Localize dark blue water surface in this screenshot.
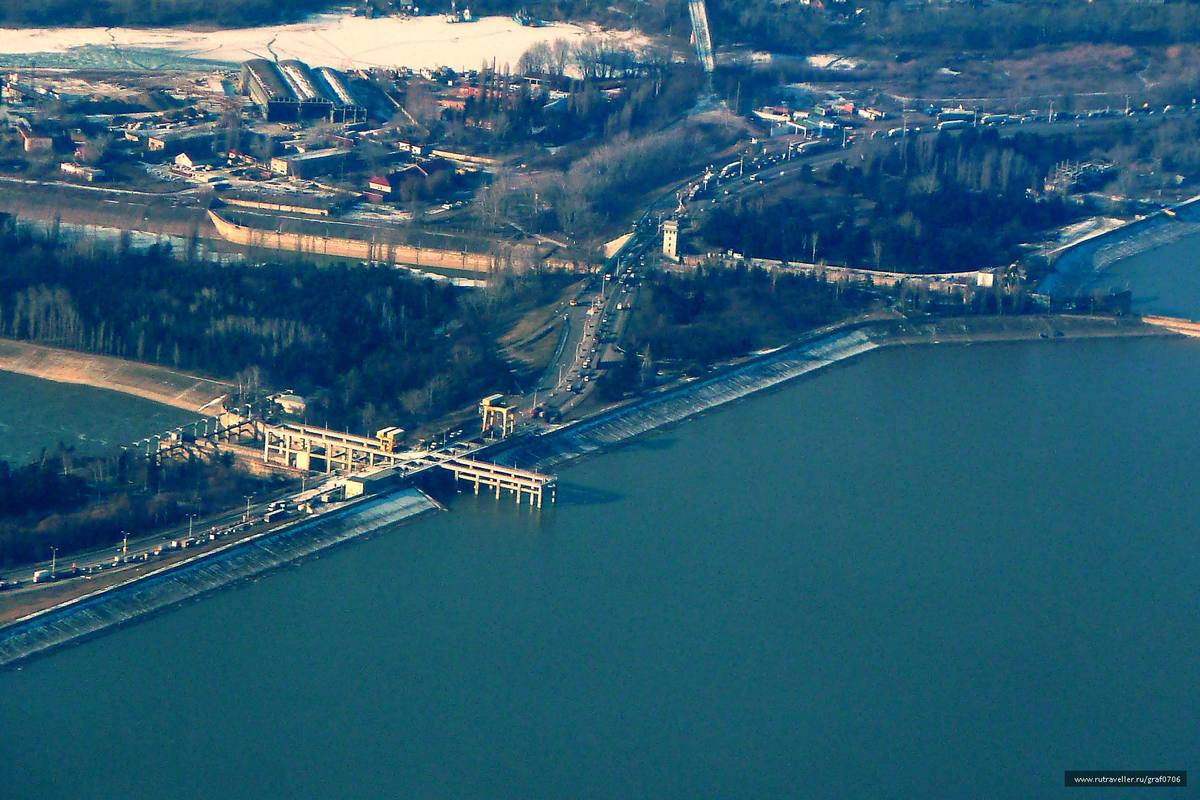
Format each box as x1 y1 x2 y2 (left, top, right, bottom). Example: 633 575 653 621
1 336 1197 799
0 370 197 465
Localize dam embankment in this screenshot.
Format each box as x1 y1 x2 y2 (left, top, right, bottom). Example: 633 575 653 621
487 313 1168 472
0 489 436 668
1040 195 1200 297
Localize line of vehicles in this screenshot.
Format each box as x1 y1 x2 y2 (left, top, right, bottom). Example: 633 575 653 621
3 500 308 591
552 246 645 401
881 102 1193 139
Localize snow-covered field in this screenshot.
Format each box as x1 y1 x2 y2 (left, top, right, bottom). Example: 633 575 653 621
0 13 602 72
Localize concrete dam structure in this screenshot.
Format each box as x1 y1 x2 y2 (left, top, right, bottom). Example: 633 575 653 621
208 210 578 274
492 328 881 473
0 490 437 668
1141 315 1200 337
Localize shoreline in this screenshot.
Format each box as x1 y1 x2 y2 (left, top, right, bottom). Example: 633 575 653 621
0 312 1175 667
0 338 232 414
490 312 1170 472
1039 194 1200 297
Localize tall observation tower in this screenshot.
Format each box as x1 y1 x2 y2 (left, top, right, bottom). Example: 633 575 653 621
687 0 716 74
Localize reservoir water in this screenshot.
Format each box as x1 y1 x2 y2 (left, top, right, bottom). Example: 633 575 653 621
2 334 1198 798
1085 214 1200 317
0 371 197 465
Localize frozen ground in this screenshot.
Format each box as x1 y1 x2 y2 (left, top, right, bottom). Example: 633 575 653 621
0 13 610 72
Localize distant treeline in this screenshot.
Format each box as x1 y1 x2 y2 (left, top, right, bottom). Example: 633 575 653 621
861 0 1200 52
624 263 864 370
0 216 563 434
0 0 328 26
6 0 1200 57
700 128 1084 273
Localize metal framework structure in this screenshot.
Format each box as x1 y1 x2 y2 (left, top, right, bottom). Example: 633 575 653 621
480 394 518 439
264 423 408 473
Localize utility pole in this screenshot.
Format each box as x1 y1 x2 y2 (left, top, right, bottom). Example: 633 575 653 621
50 547 57 579
122 531 128 563
244 494 254 522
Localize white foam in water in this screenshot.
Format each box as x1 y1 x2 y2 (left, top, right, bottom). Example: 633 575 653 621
0 489 436 666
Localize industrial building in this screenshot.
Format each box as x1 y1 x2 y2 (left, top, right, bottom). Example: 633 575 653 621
242 59 299 122
279 60 335 119
312 66 367 124
268 148 352 179
241 59 365 124
60 162 104 182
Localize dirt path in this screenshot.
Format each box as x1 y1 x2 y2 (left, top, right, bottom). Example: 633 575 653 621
0 339 233 414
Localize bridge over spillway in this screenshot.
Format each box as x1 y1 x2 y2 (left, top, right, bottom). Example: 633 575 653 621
444 457 556 507
259 420 556 506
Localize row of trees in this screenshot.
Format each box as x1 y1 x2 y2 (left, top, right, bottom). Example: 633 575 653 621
517 36 673 81
478 95 719 239
863 0 1200 53
625 263 865 369
0 449 278 569
9 0 1200 57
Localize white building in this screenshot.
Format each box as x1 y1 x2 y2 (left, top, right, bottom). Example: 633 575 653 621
662 219 679 261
